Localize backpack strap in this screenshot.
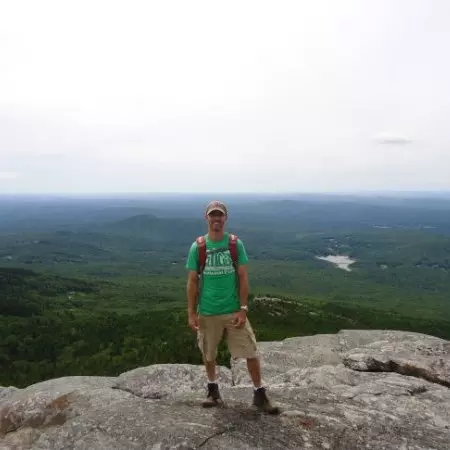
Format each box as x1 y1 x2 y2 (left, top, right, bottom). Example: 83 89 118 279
228 233 239 270
197 233 239 274
196 235 207 274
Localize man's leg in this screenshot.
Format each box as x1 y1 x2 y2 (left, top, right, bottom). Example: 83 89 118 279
204 358 217 384
226 317 280 414
246 356 262 388
197 315 225 407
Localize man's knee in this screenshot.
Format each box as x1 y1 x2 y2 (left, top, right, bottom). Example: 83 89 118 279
197 315 225 361
198 334 220 362
246 356 259 362
199 339 219 362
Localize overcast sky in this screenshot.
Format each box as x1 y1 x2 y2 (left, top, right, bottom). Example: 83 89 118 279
1 0 449 194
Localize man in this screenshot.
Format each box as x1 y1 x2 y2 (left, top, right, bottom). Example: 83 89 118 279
185 200 279 414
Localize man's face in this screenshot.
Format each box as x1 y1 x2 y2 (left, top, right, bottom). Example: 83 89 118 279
206 210 226 231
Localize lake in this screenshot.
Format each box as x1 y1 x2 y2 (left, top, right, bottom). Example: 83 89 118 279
316 254 356 272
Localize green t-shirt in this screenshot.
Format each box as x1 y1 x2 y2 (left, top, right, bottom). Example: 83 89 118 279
185 232 249 315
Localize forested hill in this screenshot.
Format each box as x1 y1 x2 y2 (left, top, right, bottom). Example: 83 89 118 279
1 266 450 388
0 267 98 316
102 214 205 241
1 193 450 388
2 193 450 232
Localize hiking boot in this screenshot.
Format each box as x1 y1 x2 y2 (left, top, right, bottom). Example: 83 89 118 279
202 383 222 407
253 387 280 414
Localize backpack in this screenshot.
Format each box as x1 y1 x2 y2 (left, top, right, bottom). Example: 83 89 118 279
196 233 239 275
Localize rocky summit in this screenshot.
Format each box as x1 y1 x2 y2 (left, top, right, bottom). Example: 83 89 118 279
1 329 449 449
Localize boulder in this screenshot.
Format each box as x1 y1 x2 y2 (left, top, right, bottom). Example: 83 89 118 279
1 330 449 449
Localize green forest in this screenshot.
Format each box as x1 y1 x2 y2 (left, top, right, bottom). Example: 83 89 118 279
1 194 450 388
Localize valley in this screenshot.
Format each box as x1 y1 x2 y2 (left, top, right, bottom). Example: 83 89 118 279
1 193 450 388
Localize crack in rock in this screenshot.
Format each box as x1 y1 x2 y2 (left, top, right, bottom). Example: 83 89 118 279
343 355 450 389
111 385 167 400
197 425 236 448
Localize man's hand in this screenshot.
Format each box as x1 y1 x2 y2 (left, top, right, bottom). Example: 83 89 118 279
232 310 247 328
188 312 199 332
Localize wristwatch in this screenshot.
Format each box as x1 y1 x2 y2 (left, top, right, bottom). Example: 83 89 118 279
240 305 248 312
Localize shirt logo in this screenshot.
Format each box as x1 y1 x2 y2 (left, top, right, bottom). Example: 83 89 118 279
203 248 234 276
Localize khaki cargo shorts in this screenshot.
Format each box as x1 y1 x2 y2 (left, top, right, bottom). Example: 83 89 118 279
197 313 258 361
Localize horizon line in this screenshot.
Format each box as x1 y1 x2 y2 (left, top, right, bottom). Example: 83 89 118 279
1 189 450 197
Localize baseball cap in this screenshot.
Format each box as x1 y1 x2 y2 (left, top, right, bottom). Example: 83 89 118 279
205 200 228 216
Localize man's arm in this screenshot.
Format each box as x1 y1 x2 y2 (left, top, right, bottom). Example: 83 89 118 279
185 241 200 330
186 270 198 315
236 237 249 309
237 264 249 308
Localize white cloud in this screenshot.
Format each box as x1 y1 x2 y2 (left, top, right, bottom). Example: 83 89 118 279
372 132 412 145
